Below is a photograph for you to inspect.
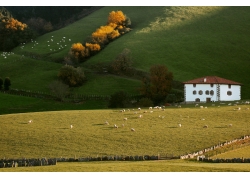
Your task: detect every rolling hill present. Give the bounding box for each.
[0,6,250,111]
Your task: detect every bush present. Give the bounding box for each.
[108,91,130,108]
[58,64,86,87]
[137,98,154,107]
[3,77,11,90]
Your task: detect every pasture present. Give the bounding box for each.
[0,103,249,160]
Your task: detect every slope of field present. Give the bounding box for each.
[210,145,250,159]
[0,104,249,159]
[0,6,250,99]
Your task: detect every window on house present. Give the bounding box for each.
[205,90,209,95]
[193,84,196,87]
[210,84,214,87]
[199,90,203,95]
[228,84,231,89]
[193,90,196,95]
[227,91,232,96]
[210,90,214,95]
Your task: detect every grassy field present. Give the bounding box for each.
[0,6,250,99]
[0,104,249,159]
[1,159,250,172]
[210,145,250,159]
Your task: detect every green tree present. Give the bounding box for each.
[108,91,130,108]
[140,65,173,105]
[0,77,3,90]
[48,80,70,101]
[4,77,11,90]
[109,48,133,75]
[58,64,86,87]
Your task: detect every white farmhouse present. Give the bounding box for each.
[183,76,242,103]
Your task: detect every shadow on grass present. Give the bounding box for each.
[93,123,105,126]
[214,126,228,128]
[19,122,29,124]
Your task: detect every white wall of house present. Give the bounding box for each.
[184,84,241,102]
[185,84,217,102]
[220,84,241,101]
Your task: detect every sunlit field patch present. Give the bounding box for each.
[0,104,249,159]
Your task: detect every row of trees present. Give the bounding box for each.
[0,77,11,91]
[67,10,131,65]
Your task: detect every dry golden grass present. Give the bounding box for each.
[0,104,250,159]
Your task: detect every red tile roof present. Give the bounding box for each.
[183,76,242,85]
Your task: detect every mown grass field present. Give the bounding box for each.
[0,104,249,159]
[210,145,250,159]
[1,159,250,172]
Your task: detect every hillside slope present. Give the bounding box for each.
[1,6,250,100]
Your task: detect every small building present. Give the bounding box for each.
[183,76,242,103]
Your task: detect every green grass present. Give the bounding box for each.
[1,6,250,99]
[1,159,250,172]
[0,93,109,115]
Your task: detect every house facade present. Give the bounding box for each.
[183,76,242,103]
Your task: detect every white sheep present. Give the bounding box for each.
[228,124,232,127]
[131,128,135,132]
[28,120,33,123]
[178,123,182,127]
[200,106,203,108]
[114,124,118,129]
[124,118,128,121]
[139,114,143,118]
[203,125,208,128]
[105,121,109,125]
[70,125,73,129]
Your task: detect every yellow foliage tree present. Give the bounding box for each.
[108,29,120,40]
[70,43,88,60]
[92,25,115,44]
[3,18,27,31]
[85,43,101,52]
[107,11,126,26]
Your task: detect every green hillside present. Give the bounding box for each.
[0,6,250,109]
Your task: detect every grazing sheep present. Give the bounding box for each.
[124,118,128,121]
[28,120,33,124]
[195,104,199,107]
[178,105,181,108]
[139,114,143,118]
[178,123,182,127]
[201,118,205,120]
[228,124,232,127]
[70,125,73,129]
[203,125,208,128]
[122,124,125,127]
[105,121,109,125]
[149,107,152,109]
[138,107,141,111]
[114,124,118,129]
[200,106,203,108]
[131,128,135,132]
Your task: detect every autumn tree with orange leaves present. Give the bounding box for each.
[68,10,131,65]
[0,16,35,51]
[140,65,173,105]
